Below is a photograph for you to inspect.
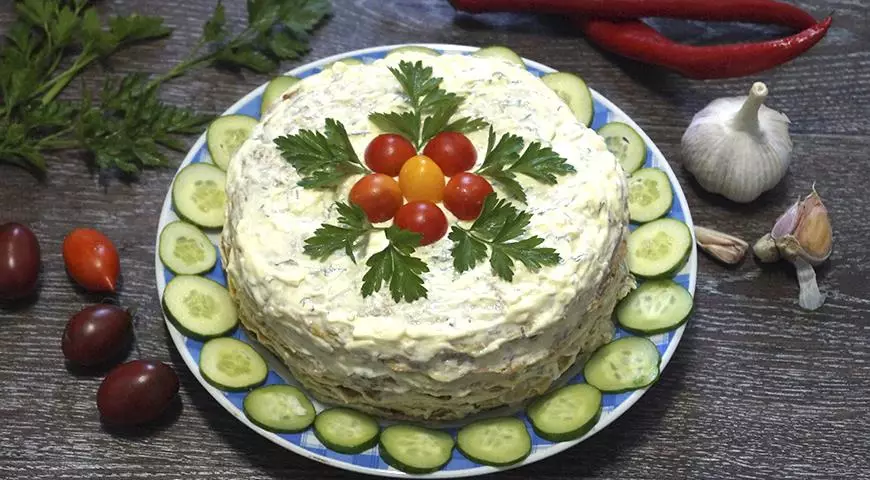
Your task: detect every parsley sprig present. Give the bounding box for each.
[275,119,367,187]
[0,0,330,176]
[475,127,575,203]
[303,204,428,303]
[449,194,561,281]
[369,61,487,150]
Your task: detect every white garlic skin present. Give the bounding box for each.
[681,82,792,203]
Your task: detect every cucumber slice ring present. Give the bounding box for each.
[171,163,227,229]
[313,407,380,454]
[598,122,647,174]
[472,45,525,67]
[541,72,594,127]
[158,221,216,275]
[162,275,238,341]
[243,384,316,434]
[207,114,258,171]
[627,218,692,278]
[386,46,440,58]
[260,76,300,116]
[527,383,602,442]
[199,337,268,392]
[584,336,661,393]
[457,417,532,467]
[379,424,454,474]
[617,280,693,335]
[628,168,674,223]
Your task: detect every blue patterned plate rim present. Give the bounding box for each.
[154,43,697,478]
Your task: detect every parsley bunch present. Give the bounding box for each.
[0,0,330,176]
[475,127,576,203]
[369,61,487,150]
[449,194,561,281]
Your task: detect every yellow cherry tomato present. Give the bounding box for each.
[398,155,446,203]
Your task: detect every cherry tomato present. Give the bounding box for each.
[349,173,404,223]
[394,201,448,246]
[62,304,132,366]
[63,228,120,293]
[0,223,40,300]
[365,134,417,176]
[97,360,179,426]
[398,155,446,203]
[423,131,477,176]
[443,173,494,220]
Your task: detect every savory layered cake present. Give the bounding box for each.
[220,50,631,421]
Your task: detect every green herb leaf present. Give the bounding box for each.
[450,194,560,281]
[369,60,488,149]
[203,2,227,42]
[303,203,372,261]
[361,226,428,303]
[476,127,574,202]
[275,118,368,188]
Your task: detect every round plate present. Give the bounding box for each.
[155,44,697,478]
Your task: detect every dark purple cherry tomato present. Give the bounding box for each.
[97,360,179,426]
[62,304,132,366]
[0,223,40,300]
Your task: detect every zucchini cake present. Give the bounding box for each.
[220,51,631,421]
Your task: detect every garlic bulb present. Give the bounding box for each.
[682,82,792,203]
[754,189,833,310]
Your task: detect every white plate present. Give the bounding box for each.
[155,44,697,478]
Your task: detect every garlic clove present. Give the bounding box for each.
[694,226,748,265]
[771,199,800,239]
[681,82,792,203]
[753,233,781,263]
[793,190,832,264]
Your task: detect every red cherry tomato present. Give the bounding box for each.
[349,173,404,223]
[394,201,448,246]
[63,228,120,293]
[443,173,494,220]
[398,155,445,203]
[97,360,179,426]
[0,223,40,300]
[365,134,417,176]
[423,131,477,176]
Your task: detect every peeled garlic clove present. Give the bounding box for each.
[681,82,792,203]
[694,226,748,265]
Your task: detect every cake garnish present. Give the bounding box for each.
[274,118,367,188]
[361,226,428,302]
[475,127,575,204]
[449,194,560,281]
[369,61,488,150]
[303,202,372,262]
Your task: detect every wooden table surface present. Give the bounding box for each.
[1,1,868,478]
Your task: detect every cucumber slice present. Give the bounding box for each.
[598,122,647,174]
[199,337,268,392]
[628,168,673,223]
[379,424,454,474]
[456,417,531,467]
[260,76,300,116]
[243,384,315,433]
[541,72,594,127]
[617,280,693,335]
[314,407,379,454]
[327,57,363,68]
[159,221,216,275]
[627,218,692,278]
[207,114,257,171]
[472,45,524,67]
[162,275,238,341]
[527,383,602,442]
[386,46,439,59]
[172,163,227,229]
[584,336,660,393]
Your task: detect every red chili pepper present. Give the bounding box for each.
[574,16,832,79]
[449,0,817,29]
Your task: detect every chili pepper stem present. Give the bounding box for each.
[733,82,768,133]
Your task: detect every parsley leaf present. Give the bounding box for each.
[476,127,575,203]
[450,194,560,281]
[369,61,487,150]
[303,203,372,262]
[274,118,368,188]
[362,226,428,303]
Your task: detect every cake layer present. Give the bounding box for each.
[221,52,630,420]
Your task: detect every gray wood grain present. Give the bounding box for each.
[1,0,869,478]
